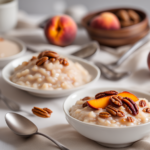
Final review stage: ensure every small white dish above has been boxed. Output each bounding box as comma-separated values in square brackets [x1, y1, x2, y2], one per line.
[0, 36, 26, 68]
[64, 87, 150, 148]
[2, 53, 100, 98]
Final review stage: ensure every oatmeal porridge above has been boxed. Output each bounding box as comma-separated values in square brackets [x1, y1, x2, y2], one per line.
[69, 90, 150, 127]
[10, 51, 91, 90]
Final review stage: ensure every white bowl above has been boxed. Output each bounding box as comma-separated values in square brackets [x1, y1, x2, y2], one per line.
[0, 36, 26, 68]
[64, 87, 150, 148]
[2, 53, 100, 98]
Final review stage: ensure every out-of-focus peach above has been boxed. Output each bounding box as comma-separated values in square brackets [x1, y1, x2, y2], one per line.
[44, 15, 77, 46]
[147, 52, 150, 70]
[90, 12, 120, 30]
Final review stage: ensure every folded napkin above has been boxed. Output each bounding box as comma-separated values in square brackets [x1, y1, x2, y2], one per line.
[0, 124, 150, 150]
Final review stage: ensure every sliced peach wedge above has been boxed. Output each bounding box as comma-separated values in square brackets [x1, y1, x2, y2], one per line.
[87, 91, 139, 110]
[117, 91, 139, 102]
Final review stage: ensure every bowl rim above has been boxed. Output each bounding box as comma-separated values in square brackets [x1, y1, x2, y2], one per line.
[2, 53, 100, 94]
[64, 87, 150, 129]
[82, 7, 148, 32]
[0, 36, 26, 61]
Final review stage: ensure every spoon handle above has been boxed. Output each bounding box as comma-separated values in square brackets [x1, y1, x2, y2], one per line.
[113, 33, 150, 68]
[36, 132, 69, 150]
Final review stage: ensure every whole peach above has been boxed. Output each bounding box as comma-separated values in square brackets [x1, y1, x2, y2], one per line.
[91, 12, 120, 30]
[44, 15, 77, 46]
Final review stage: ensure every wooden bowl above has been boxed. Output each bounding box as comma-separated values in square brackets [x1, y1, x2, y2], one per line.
[82, 8, 149, 47]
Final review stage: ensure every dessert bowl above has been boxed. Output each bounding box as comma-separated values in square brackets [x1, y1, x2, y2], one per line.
[0, 36, 26, 68]
[2, 53, 100, 98]
[64, 87, 150, 148]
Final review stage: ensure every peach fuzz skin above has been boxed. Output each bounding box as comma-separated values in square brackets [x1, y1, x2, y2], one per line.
[87, 91, 139, 110]
[44, 15, 77, 46]
[90, 12, 120, 30]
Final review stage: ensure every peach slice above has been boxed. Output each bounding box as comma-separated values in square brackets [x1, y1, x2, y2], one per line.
[87, 96, 111, 110]
[118, 91, 139, 102]
[87, 91, 139, 110]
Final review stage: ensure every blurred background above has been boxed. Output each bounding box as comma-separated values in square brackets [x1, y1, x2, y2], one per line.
[19, 0, 150, 15]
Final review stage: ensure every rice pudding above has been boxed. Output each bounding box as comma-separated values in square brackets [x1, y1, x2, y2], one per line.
[10, 51, 91, 90]
[69, 90, 150, 127]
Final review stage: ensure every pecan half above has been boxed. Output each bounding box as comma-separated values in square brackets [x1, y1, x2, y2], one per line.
[43, 51, 59, 58]
[106, 105, 125, 117]
[143, 107, 150, 113]
[139, 100, 146, 107]
[30, 56, 37, 61]
[122, 97, 139, 116]
[59, 58, 69, 66]
[82, 96, 91, 101]
[99, 112, 111, 118]
[127, 116, 134, 123]
[95, 90, 118, 99]
[110, 96, 123, 107]
[50, 57, 57, 62]
[38, 51, 49, 59]
[83, 102, 88, 108]
[36, 57, 48, 66]
[32, 107, 53, 118]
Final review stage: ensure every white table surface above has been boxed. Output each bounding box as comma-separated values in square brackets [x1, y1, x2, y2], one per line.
[1, 22, 150, 149]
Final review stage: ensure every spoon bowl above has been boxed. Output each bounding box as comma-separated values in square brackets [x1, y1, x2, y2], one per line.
[5, 112, 69, 150]
[5, 113, 37, 136]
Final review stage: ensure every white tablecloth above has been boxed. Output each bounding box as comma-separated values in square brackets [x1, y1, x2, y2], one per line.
[1, 12, 150, 150]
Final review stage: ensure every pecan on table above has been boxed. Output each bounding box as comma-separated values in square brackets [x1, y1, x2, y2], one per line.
[95, 90, 118, 99]
[139, 100, 147, 107]
[82, 102, 88, 108]
[99, 112, 111, 118]
[36, 56, 48, 66]
[143, 107, 150, 113]
[127, 116, 134, 123]
[122, 97, 139, 116]
[106, 105, 125, 117]
[109, 96, 123, 107]
[82, 96, 91, 101]
[32, 107, 53, 118]
[43, 51, 59, 58]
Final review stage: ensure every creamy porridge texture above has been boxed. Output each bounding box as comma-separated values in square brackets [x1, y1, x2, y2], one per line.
[69, 90, 150, 127]
[10, 51, 91, 90]
[0, 38, 20, 58]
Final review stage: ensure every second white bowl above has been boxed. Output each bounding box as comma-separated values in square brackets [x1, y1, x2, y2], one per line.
[64, 87, 150, 148]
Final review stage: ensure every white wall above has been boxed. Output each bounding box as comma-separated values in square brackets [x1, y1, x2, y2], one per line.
[19, 0, 150, 16]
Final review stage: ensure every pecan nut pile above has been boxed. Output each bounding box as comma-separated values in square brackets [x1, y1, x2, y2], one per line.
[99, 112, 111, 118]
[122, 97, 139, 116]
[32, 107, 53, 118]
[36, 50, 69, 66]
[109, 96, 123, 107]
[139, 100, 146, 107]
[95, 90, 118, 99]
[106, 105, 125, 117]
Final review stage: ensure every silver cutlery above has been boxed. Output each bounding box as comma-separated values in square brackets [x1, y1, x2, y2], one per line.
[96, 34, 150, 80]
[5, 112, 69, 150]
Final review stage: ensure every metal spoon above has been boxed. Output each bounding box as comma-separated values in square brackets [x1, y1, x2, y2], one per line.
[96, 33, 150, 80]
[5, 112, 69, 150]
[0, 91, 33, 116]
